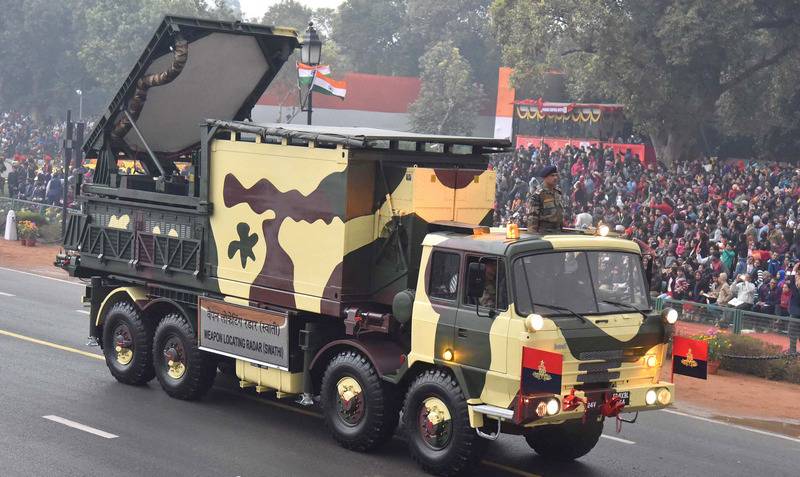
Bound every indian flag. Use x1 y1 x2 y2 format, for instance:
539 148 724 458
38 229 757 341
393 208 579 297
311 71 347 99
298 62 331 85
297 62 347 99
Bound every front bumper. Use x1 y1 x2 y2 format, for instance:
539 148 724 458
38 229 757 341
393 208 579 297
470 380 675 428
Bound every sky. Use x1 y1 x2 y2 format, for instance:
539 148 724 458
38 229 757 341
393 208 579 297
239 0 345 20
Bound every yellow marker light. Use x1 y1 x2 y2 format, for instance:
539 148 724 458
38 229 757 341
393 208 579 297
546 398 560 416
524 314 545 332
442 349 454 361
662 308 679 324
597 225 610 237
645 355 658 368
506 223 520 239
657 388 672 405
535 401 548 417
645 389 658 406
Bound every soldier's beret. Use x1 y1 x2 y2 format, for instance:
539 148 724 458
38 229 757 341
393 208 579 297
539 165 558 177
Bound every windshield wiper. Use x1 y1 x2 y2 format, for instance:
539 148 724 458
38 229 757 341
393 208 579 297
531 302 587 324
600 299 648 319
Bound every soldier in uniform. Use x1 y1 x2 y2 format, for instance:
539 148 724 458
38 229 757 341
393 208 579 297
527 165 564 234
479 260 497 308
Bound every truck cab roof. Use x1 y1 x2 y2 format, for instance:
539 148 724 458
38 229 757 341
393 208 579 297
424 230 642 257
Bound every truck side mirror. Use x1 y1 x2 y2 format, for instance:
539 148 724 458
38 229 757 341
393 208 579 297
467 262 486 299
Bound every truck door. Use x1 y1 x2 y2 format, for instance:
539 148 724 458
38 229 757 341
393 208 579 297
410 249 461 366
454 256 509 376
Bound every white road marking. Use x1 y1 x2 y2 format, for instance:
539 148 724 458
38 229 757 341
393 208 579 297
0 291 15 297
661 409 800 445
42 415 118 439
601 434 636 444
75 310 90 315
0 266 82 286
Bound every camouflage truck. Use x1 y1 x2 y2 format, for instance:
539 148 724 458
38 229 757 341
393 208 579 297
57 16 677 476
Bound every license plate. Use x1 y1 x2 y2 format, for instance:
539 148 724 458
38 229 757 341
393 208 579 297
612 391 630 404
585 390 630 413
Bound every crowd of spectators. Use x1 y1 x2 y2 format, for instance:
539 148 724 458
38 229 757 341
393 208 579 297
0 112 70 205
492 142 800 321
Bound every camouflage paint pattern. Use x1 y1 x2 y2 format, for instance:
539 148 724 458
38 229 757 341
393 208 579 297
207 135 496 317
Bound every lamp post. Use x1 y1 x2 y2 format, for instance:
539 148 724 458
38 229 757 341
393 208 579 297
301 22 322 125
75 89 83 120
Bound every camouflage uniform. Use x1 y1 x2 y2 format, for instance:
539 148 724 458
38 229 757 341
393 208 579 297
527 185 564 234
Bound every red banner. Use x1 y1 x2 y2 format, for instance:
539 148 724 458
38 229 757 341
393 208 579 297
521 347 563 394
672 336 709 380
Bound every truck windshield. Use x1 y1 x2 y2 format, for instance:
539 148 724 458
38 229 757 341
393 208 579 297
513 251 649 316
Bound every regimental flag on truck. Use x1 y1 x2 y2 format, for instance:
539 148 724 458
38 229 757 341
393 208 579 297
297 62 347 99
521 347 562 394
672 335 708 380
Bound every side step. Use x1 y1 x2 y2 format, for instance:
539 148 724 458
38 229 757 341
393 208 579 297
471 404 514 421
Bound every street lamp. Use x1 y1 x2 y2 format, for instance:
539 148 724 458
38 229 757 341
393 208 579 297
75 89 83 120
301 22 322 125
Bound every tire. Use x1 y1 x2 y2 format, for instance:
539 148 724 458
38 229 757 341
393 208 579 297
320 351 399 452
152 312 217 400
402 370 487 477
101 300 155 385
524 417 604 461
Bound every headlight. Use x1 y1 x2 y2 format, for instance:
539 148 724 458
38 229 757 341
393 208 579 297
535 401 548 417
645 389 657 405
546 398 560 416
661 308 678 324
525 313 544 333
525 314 545 332
645 355 658 368
657 388 671 405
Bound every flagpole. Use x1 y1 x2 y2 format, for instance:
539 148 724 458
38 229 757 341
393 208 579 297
307 74 313 125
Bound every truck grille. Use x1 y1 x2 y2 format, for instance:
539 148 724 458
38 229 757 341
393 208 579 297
578 350 623 360
568 349 626 388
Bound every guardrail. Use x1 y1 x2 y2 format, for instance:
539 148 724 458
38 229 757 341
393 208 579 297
0 196 76 216
0 197 79 243
655 296 799 357
655 296 799 332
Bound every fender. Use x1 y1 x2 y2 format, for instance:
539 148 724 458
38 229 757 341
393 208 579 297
310 338 407 382
94 286 148 326
141 298 193 326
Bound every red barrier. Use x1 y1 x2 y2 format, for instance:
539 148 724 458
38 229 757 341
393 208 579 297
515 136 656 165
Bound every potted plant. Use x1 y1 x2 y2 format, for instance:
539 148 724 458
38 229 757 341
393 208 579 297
693 327 731 374
17 220 39 246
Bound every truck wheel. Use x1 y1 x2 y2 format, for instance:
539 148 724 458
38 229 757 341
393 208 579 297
402 370 487 477
152 312 217 400
101 301 155 385
320 351 399 452
524 417 604 461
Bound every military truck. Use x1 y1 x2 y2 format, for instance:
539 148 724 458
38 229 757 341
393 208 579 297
58 16 677 476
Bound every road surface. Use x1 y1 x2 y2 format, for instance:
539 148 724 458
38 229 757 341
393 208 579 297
0 267 797 477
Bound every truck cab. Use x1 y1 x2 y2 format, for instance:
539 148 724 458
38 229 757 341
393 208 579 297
405 226 674 455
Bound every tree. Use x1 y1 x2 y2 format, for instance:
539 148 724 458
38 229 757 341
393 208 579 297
332 0 410 75
409 40 485 135
0 0 90 118
402 0 498 90
78 0 234 97
260 0 312 30
717 52 800 159
491 0 800 163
